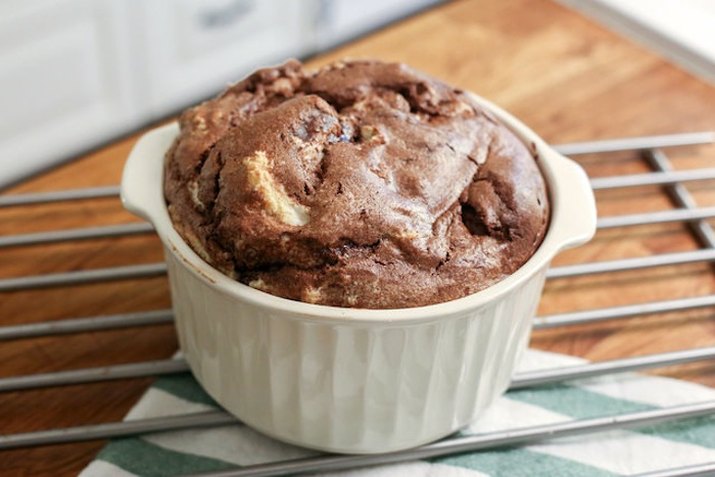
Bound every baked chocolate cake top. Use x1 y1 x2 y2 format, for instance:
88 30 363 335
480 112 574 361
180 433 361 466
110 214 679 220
164 59 549 309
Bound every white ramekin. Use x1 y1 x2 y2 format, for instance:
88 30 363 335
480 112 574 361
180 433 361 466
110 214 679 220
121 94 596 454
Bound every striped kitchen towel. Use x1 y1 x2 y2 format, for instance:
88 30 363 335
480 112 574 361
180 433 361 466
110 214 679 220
81 349 715 477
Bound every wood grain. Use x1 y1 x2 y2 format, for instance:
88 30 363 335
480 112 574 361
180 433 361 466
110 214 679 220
1 0 714 474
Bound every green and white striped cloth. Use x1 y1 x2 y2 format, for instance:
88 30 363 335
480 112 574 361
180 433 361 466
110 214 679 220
81 349 715 477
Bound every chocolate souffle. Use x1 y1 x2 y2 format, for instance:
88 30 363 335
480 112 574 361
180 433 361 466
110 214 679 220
164 59 549 308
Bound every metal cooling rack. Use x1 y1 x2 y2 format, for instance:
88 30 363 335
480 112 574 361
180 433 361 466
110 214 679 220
1 131 715 477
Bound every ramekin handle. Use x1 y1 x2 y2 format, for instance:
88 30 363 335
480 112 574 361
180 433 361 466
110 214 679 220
120 123 179 224
546 148 598 250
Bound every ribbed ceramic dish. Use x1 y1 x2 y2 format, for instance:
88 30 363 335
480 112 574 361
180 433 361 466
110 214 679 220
121 93 596 454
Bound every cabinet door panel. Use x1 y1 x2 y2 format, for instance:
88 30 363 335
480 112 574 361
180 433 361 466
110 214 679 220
0 0 138 187
316 0 440 48
136 0 312 115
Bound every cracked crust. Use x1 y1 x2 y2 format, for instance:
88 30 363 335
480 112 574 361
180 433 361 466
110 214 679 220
164 59 549 308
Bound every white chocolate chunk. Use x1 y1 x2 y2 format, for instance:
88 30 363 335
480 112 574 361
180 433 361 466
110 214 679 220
188 180 204 210
243 151 310 226
248 279 267 290
302 286 323 303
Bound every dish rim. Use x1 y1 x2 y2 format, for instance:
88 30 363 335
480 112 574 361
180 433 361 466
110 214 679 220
121 93 596 324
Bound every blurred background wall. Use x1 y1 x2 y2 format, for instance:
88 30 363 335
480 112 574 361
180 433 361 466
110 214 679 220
0 0 440 188
2 0 713 189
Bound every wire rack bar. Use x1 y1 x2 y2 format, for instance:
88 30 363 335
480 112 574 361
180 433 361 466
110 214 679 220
0 263 168 292
590 168 715 190
0 309 174 341
533 294 715 329
0 170 705 210
183 401 715 477
596 207 715 230
2 345 712 395
644 149 715 249
546 248 715 279
0 185 120 207
3 291 713 342
1 204 713 250
0 359 189 392
509 346 715 389
0 168 713 250
553 131 715 156
0 133 710 208
2 398 713 468
634 462 715 477
0 222 154 248
1 247 712 293
0 410 234 451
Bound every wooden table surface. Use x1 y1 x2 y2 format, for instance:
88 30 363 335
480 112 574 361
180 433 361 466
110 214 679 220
2 0 715 475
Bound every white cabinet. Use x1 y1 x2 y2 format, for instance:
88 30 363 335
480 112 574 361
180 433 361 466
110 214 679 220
315 0 440 49
0 0 139 187
0 0 442 188
132 0 314 116
0 0 315 188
